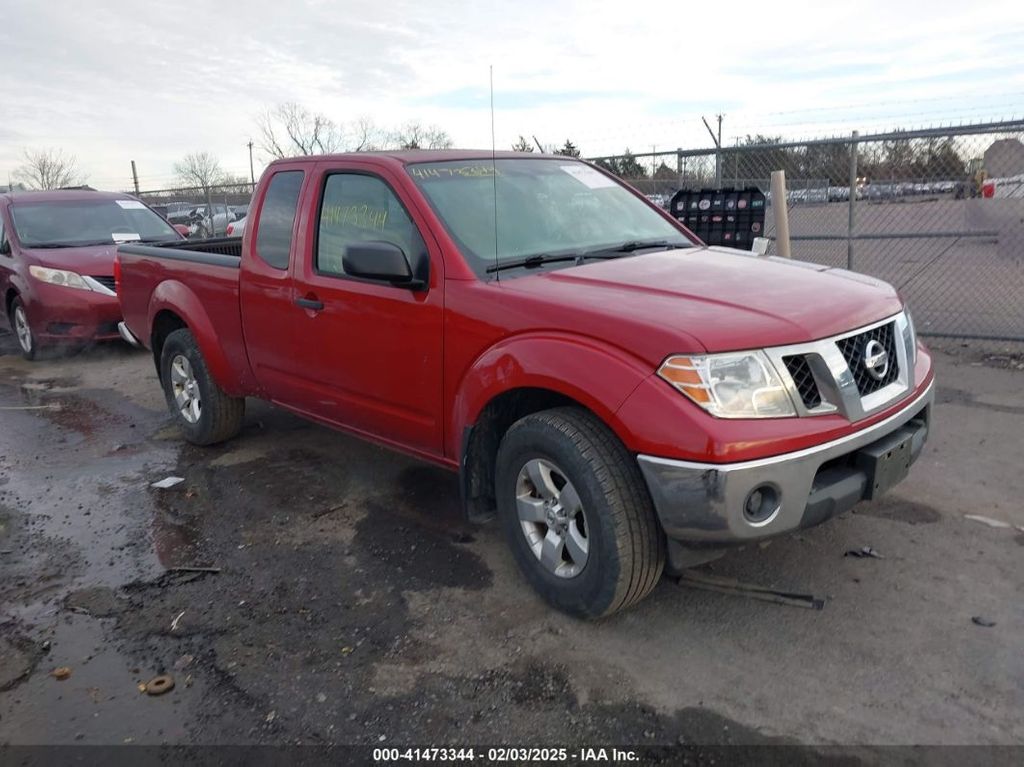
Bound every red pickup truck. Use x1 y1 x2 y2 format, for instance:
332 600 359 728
117 151 933 618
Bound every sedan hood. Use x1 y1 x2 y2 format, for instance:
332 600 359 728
22 243 119 276
502 246 904 354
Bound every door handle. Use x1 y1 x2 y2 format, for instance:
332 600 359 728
295 297 324 311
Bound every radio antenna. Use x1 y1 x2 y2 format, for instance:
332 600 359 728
490 64 499 281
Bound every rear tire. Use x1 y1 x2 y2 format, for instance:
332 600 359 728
9 296 37 361
159 328 244 445
495 407 665 618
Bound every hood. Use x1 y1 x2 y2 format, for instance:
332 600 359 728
21 243 119 276
501 246 904 354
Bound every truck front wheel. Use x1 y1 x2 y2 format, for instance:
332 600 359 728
495 407 665 618
159 328 244 445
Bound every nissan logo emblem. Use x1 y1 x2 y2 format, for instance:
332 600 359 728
863 339 889 380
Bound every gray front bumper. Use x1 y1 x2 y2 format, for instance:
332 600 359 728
637 381 933 545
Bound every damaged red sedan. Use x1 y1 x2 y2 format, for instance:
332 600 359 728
0 189 182 359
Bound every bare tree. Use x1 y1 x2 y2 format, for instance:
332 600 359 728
389 121 453 150
257 102 343 159
218 174 255 195
13 148 84 189
348 116 384 152
511 135 535 152
173 151 226 191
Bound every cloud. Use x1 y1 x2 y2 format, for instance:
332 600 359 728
0 0 1021 188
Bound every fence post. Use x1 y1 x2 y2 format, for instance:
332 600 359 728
770 170 791 258
847 130 858 270
205 187 215 237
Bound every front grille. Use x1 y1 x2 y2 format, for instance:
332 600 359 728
836 322 899 396
783 354 822 408
90 275 116 292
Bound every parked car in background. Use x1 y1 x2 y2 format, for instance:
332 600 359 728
186 204 235 238
159 202 194 225
116 151 933 618
150 204 192 237
225 217 245 237
0 189 182 359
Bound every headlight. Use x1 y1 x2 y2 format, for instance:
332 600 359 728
658 351 797 418
903 308 917 367
29 265 93 291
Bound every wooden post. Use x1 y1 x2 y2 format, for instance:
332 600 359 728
770 170 791 258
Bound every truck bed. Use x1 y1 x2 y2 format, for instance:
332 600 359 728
117 237 250 393
153 237 243 259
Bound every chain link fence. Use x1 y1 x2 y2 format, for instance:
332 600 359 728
135 182 255 238
590 120 1024 341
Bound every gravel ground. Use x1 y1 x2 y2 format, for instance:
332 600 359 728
0 330 1021 751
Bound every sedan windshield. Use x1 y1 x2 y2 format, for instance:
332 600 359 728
10 198 180 247
407 158 692 277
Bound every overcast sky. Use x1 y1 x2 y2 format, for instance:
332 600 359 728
1 0 1022 191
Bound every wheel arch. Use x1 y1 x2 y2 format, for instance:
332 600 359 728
461 387 596 521
147 281 244 396
150 309 188 379
454 334 652 521
4 287 17 319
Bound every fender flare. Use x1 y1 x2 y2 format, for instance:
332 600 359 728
147 280 243 396
449 331 654 459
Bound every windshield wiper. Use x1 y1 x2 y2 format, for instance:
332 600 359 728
27 240 114 248
486 253 581 273
594 239 687 254
485 241 687 274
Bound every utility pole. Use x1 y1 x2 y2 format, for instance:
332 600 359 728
652 145 657 178
130 160 140 195
247 140 256 187
702 114 724 189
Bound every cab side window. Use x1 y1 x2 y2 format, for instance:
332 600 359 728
316 174 425 277
254 171 304 270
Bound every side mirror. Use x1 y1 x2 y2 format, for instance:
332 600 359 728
343 241 425 290
751 237 770 256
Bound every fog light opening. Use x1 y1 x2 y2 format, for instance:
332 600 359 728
743 484 780 525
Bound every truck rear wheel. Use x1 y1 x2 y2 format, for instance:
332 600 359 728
159 328 244 445
495 407 665 618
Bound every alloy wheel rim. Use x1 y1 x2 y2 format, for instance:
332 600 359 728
170 354 201 423
14 305 32 353
515 458 589 579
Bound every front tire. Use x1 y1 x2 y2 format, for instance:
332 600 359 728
10 296 37 361
159 328 244 445
495 407 665 618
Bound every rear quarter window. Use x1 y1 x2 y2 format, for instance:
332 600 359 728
255 171 304 270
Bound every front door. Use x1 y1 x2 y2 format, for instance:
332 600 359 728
283 165 445 457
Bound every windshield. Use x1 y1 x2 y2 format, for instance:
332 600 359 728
10 198 180 247
407 158 692 277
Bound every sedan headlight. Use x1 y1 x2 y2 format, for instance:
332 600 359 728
658 351 797 418
29 265 94 291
